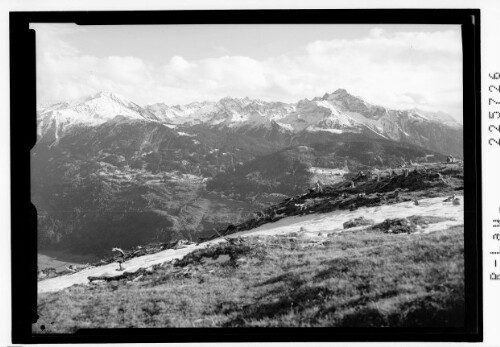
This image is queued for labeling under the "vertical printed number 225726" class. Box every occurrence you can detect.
[489,72,500,146]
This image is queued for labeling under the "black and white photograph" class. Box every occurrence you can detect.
[28,20,472,333]
[2,7,486,343]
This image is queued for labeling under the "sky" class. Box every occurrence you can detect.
[31,23,463,120]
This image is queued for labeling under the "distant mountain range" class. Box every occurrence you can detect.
[38,89,462,156]
[33,89,462,255]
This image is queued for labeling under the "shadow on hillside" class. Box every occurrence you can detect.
[220,257,464,328]
[337,294,465,327]
[221,282,464,327]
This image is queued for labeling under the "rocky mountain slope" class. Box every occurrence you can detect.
[37,91,159,144]
[145,89,462,157]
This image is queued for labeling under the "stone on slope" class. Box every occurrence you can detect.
[343,216,375,229]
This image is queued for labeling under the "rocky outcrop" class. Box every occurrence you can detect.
[201,163,464,241]
[343,217,375,229]
[373,218,416,234]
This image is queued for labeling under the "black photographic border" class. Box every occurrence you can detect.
[10,9,482,344]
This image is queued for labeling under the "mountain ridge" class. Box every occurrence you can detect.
[37,89,462,157]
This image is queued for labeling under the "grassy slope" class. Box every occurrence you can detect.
[35,225,464,332]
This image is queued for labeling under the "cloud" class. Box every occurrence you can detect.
[298,29,462,116]
[33,24,462,119]
[163,55,267,88]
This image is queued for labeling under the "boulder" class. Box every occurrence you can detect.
[373,217,416,234]
[343,216,375,229]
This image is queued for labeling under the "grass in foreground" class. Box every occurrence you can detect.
[34,225,464,332]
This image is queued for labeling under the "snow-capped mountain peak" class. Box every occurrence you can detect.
[145,96,293,128]
[37,91,158,142]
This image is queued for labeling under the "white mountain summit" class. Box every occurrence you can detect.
[144,89,462,138]
[146,97,294,127]
[37,91,159,142]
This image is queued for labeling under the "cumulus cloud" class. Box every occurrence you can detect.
[34,25,154,106]
[299,29,462,115]
[33,24,462,119]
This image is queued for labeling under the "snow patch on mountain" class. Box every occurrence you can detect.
[234,194,463,238]
[306,127,344,134]
[408,108,462,128]
[147,101,218,125]
[276,122,294,132]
